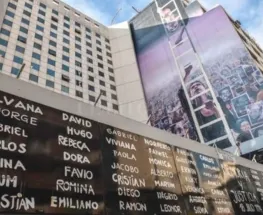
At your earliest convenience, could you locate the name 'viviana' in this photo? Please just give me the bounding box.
[106,137,136,150]
[0,96,43,115]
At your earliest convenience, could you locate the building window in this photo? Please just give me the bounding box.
[63,46,69,53]
[101,100,107,107]
[75,52,81,58]
[37,17,45,24]
[99,80,105,86]
[76,80,83,87]
[113,104,119,111]
[61,85,69,93]
[106,45,111,51]
[88,76,94,81]
[105,38,110,43]
[111,85,116,91]
[75,44,81,50]
[1,28,10,36]
[111,94,117,100]
[0,38,8,47]
[63,30,69,36]
[31,62,40,71]
[8,2,17,10]
[35,33,43,41]
[48,58,56,66]
[17,36,26,44]
[50,31,57,38]
[62,55,69,62]
[40,3,46,9]
[29,74,38,83]
[86,42,92,48]
[97,55,103,61]
[86,27,91,33]
[64,16,70,21]
[6,10,15,18]
[100,90,106,96]
[76,91,83,98]
[75,22,81,27]
[99,71,104,77]
[52,9,58,15]
[64,23,70,29]
[88,85,95,92]
[96,33,100,38]
[89,95,95,102]
[98,63,103,68]
[25,2,33,9]
[20,26,28,34]
[75,29,81,34]
[3,19,13,27]
[108,67,114,73]
[36,25,44,32]
[76,70,82,77]
[62,74,70,82]
[108,60,113,65]
[23,10,31,17]
[86,35,91,40]
[75,61,82,67]
[47,68,55,76]
[38,9,45,16]
[75,36,81,42]
[88,67,93,72]
[49,40,57,47]
[0,50,5,58]
[63,38,70,44]
[21,18,30,25]
[48,49,56,57]
[51,16,58,23]
[97,47,102,53]
[13,56,23,64]
[88,58,93,64]
[62,64,69,72]
[51,24,58,30]
[107,52,112,58]
[32,52,41,60]
[87,50,92,56]
[109,76,115,82]
[34,42,42,50]
[46,80,54,88]
[0,63,3,71]
[11,67,19,75]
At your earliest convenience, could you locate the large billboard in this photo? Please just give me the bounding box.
[1,89,263,215]
[130,0,263,157]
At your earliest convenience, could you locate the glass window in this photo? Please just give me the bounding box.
[47,68,55,76]
[76,90,83,98]
[0,38,8,47]
[106,45,111,50]
[62,55,69,62]
[64,23,70,29]
[76,70,82,77]
[20,26,28,34]
[100,90,106,96]
[99,71,104,77]
[31,62,40,71]
[88,85,95,92]
[108,67,114,73]
[11,67,19,75]
[75,29,81,34]
[88,76,94,81]
[86,42,92,48]
[36,25,44,32]
[32,52,41,60]
[34,42,42,50]
[51,16,58,23]
[101,100,107,106]
[111,85,116,91]
[61,85,69,93]
[76,80,83,87]
[86,35,91,40]
[97,55,103,61]
[40,3,46,9]
[46,80,54,88]
[6,10,15,18]
[96,33,100,38]
[105,38,110,43]
[8,2,16,10]
[89,95,95,102]
[86,27,91,33]
[88,58,93,64]
[75,22,80,27]
[51,24,57,30]
[25,2,33,9]
[75,61,82,67]
[75,52,81,58]
[13,56,23,64]
[0,50,5,57]
[97,47,102,53]
[107,52,112,58]
[47,58,56,66]
[21,18,30,25]
[18,36,26,44]
[113,104,119,111]
[48,49,56,57]
[63,30,69,36]
[98,63,103,68]
[62,64,69,72]
[61,74,70,82]
[3,19,12,27]
[38,9,45,16]
[49,40,57,47]
[108,60,113,65]
[23,10,31,17]
[96,40,101,45]
[109,76,115,82]
[15,45,25,54]
[63,38,69,44]
[52,9,58,15]
[75,36,81,42]
[29,74,38,82]
[111,94,117,100]
[50,31,57,38]
[1,28,10,36]
[87,50,92,56]
[64,16,70,21]
[0,63,3,71]
[63,46,69,53]
[99,80,105,86]
[88,67,93,72]
[35,33,43,41]
[75,44,81,50]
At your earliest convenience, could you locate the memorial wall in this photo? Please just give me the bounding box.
[0,86,263,215]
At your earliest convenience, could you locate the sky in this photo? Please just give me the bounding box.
[62,0,263,47]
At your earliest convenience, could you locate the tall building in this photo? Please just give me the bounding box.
[0,0,119,113]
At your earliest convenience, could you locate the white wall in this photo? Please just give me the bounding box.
[109,22,148,123]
